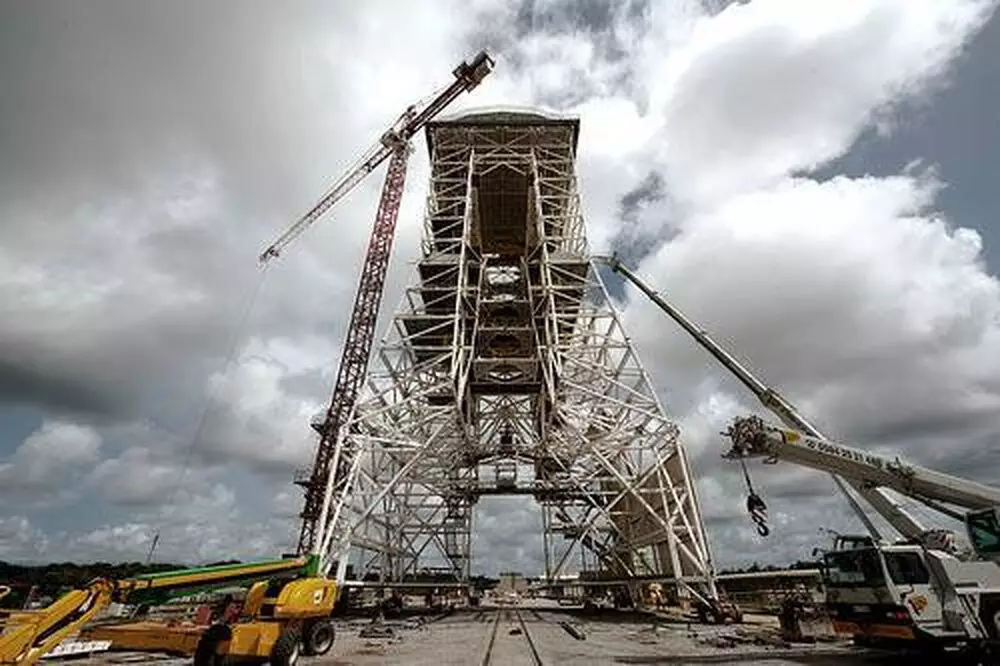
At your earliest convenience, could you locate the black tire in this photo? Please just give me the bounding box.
[271,626,301,666]
[193,625,230,666]
[302,619,335,656]
[192,639,218,666]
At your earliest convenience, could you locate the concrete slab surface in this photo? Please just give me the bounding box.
[63,600,891,665]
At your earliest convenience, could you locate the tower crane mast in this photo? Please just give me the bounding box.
[257,51,494,559]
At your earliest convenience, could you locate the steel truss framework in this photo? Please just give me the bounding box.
[314,109,717,602]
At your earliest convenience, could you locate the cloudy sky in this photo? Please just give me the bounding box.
[2,0,999,576]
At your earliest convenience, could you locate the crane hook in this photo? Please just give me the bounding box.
[740,458,770,537]
[747,491,770,537]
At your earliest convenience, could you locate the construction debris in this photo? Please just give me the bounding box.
[560,621,586,640]
[358,625,395,639]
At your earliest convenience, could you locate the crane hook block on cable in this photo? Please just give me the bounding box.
[747,492,770,537]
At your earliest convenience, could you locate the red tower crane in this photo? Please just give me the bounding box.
[258,51,494,556]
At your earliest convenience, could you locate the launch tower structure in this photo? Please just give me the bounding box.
[313,108,717,602]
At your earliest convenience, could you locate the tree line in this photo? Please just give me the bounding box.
[0,560,234,609]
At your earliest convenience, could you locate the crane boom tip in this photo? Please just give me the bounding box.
[259,247,279,264]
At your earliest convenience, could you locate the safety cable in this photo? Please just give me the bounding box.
[146,264,271,564]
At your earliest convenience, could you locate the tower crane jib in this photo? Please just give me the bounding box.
[258,50,494,265]
[255,51,494,560]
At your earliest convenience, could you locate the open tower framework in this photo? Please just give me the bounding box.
[313,108,717,602]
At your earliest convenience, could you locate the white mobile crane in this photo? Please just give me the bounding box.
[724,416,1000,650]
[600,254,1000,655]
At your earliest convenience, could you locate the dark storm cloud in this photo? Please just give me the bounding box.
[466,0,650,108]
[614,172,673,250]
[514,0,633,37]
[619,171,666,215]
[0,357,116,417]
[473,497,546,576]
[2,0,999,580]
[0,0,374,425]
[278,368,333,404]
[0,1,350,215]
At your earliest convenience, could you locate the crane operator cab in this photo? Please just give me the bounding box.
[820,538,952,646]
[819,509,1000,649]
[966,506,1000,560]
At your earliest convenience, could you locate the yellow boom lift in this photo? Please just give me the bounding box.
[2,48,497,666]
[0,555,335,666]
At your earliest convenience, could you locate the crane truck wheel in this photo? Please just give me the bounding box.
[301,619,335,656]
[193,624,231,666]
[270,626,301,666]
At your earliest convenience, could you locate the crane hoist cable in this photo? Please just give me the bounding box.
[146,264,271,563]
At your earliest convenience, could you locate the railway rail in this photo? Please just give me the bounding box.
[480,608,544,666]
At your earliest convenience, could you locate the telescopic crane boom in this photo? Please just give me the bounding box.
[598,254,926,543]
[257,51,494,562]
[724,416,1000,542]
[599,256,1000,653]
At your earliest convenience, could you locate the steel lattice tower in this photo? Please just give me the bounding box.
[313,108,717,603]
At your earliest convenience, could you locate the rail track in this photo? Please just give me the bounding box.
[480,608,544,666]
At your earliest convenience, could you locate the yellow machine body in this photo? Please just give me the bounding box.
[0,581,113,666]
[80,621,205,655]
[217,621,285,659]
[76,578,339,664]
[197,577,338,664]
[266,577,337,618]
[0,556,318,665]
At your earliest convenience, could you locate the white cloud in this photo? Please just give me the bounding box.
[198,340,325,473]
[86,445,206,507]
[0,421,101,491]
[0,516,48,561]
[1,0,998,576]
[627,163,1000,462]
[646,0,995,204]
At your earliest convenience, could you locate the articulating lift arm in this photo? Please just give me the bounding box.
[597,254,928,542]
[0,556,314,666]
